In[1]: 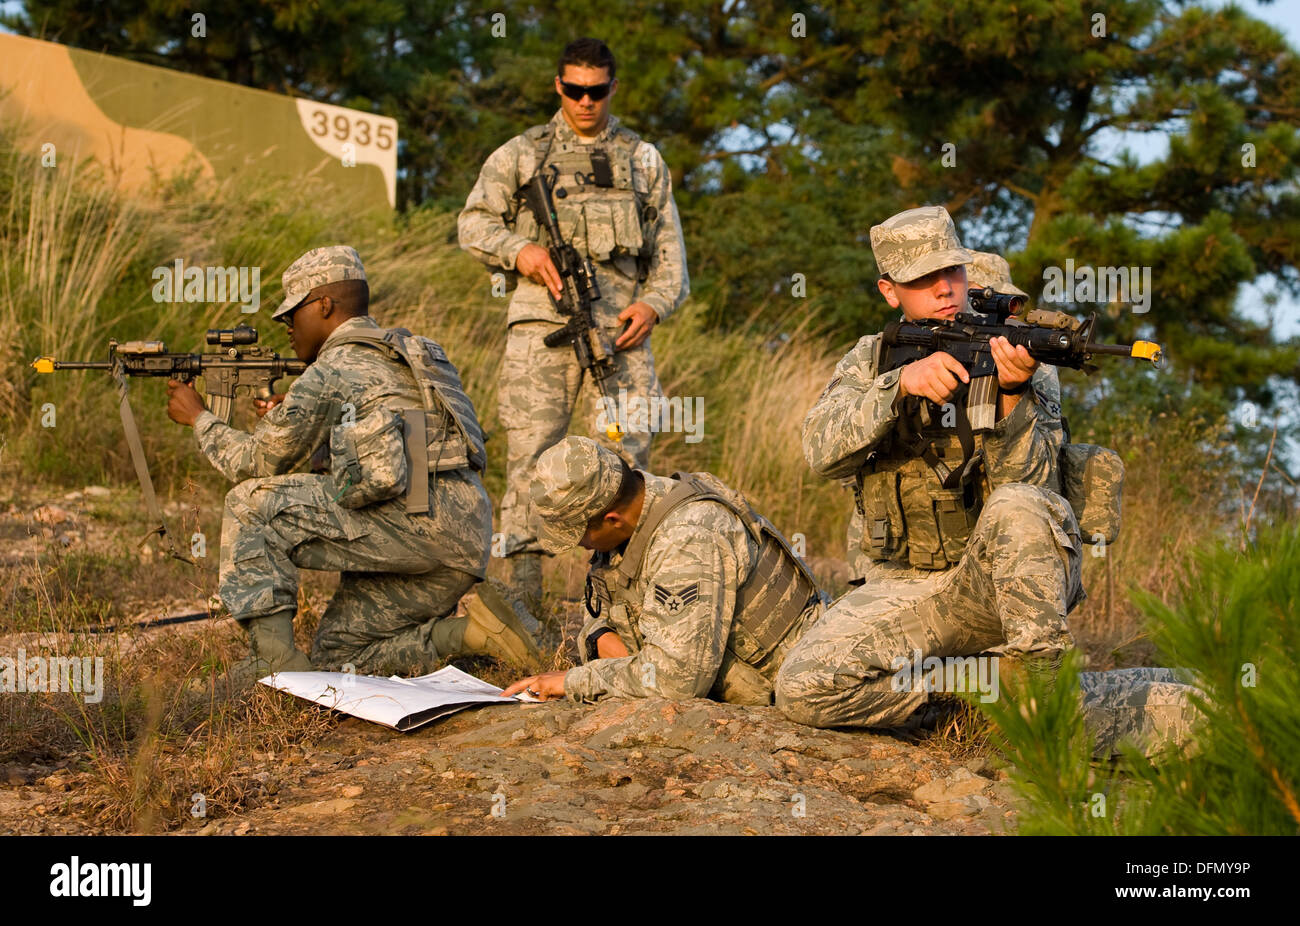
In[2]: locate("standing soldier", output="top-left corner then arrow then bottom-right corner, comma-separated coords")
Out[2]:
500,437 -> 822,705
165,246 -> 539,683
458,37 -> 689,614
776,209 -> 1199,758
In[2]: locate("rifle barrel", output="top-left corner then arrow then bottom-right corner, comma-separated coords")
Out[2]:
1088,343 -> 1136,357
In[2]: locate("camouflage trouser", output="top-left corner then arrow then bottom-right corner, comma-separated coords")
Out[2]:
218,473 -> 484,676
777,483 -> 1202,757
776,483 -> 1082,726
497,319 -> 662,556
1080,667 -> 1203,758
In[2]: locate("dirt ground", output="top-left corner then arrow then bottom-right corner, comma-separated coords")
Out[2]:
0,482 -> 1020,836
3,696 -> 1018,836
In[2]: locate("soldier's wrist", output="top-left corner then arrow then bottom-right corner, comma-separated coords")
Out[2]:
586,627 -> 614,661
193,410 -> 221,435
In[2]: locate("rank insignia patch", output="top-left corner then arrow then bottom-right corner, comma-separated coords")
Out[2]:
653,582 -> 700,615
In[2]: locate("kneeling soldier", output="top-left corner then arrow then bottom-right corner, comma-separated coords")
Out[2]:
166,245 -> 539,682
502,436 -> 823,704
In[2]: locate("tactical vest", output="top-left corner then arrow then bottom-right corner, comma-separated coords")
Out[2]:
323,325 -> 487,514
587,472 -> 820,691
508,123 -> 657,279
855,343 -> 984,570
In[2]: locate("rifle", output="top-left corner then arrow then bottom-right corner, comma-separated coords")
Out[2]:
879,293 -> 1163,483
32,325 -> 305,560
882,290 -> 1163,381
517,163 -> 623,443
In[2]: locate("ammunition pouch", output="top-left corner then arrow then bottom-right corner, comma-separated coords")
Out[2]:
329,407 -> 407,509
856,440 -> 983,571
512,124 -> 653,273
1059,443 -> 1123,543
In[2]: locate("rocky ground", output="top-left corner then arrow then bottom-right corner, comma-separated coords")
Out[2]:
0,483 -> 1020,836
3,696 -> 1018,836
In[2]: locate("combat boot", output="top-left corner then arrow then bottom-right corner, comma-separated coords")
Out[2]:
225,611 -> 314,688
508,552 -> 544,619
997,650 -> 1064,697
461,581 -> 542,668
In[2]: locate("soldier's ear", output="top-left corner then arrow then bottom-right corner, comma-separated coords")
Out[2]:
317,295 -> 334,318
877,277 -> 901,308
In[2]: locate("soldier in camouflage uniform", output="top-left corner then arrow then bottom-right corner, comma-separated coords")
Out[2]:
775,208 -> 1200,758
165,246 -> 539,682
500,437 -> 822,705
458,38 -> 690,612
842,249 -> 1060,585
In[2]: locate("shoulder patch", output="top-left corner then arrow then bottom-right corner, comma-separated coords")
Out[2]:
653,582 -> 700,615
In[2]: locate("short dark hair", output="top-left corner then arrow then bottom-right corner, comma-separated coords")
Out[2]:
559,38 -> 615,80
312,278 -> 369,317
589,459 -> 641,529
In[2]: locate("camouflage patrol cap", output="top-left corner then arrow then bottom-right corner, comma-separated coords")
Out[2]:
870,206 -> 974,283
967,251 -> 1029,298
530,436 -> 626,554
273,245 -> 368,320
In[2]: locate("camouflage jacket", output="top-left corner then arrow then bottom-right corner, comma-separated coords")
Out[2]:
457,111 -> 689,327
192,315 -> 491,577
565,472 -> 770,703
803,330 -> 1066,494
838,361 -> 1064,579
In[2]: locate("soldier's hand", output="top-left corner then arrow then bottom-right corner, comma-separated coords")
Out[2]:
165,379 -> 206,428
615,302 -> 659,350
254,393 -> 286,418
501,670 -> 567,701
516,244 -> 563,299
898,352 -> 969,405
991,336 -> 1038,390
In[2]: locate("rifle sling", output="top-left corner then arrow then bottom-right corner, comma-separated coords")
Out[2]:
114,364 -> 187,562
894,390 -> 977,491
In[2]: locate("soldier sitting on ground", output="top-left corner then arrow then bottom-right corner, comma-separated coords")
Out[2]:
775,208 -> 1200,758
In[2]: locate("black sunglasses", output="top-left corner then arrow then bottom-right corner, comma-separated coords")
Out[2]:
560,80 -> 612,102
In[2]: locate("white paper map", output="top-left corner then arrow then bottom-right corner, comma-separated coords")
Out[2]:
260,665 -> 529,732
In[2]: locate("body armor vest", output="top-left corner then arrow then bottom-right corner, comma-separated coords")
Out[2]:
326,325 -> 486,514
587,472 -> 819,689
856,343 -> 984,570
508,123 -> 656,279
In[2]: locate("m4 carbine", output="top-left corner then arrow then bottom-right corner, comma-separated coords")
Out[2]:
33,325 -> 304,423
882,290 -> 1163,382
32,325 -> 304,560
879,295 -> 1163,480
518,163 -> 623,442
